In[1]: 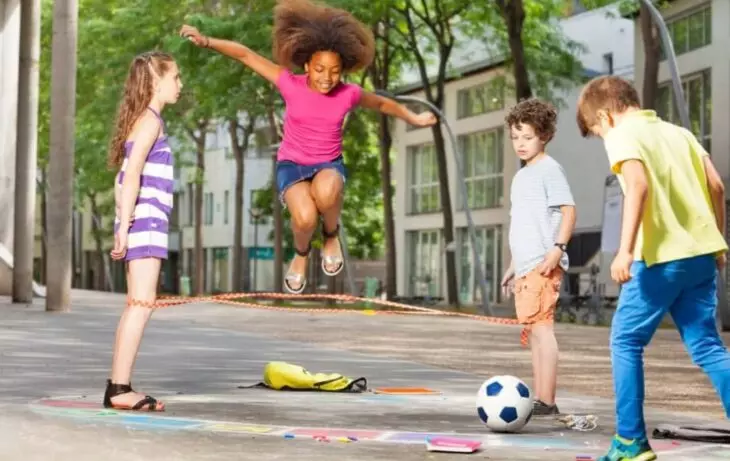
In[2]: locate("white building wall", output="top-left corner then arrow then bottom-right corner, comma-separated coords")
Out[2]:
392,5 -> 635,300
179,125 -> 275,293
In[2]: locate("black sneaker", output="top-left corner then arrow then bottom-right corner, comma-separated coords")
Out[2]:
532,399 -> 560,416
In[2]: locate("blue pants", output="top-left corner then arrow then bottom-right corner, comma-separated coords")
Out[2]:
611,254 -> 730,439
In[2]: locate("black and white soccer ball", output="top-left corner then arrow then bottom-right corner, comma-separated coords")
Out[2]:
476,375 -> 534,432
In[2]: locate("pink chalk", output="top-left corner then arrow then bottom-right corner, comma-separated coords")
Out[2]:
426,437 -> 482,453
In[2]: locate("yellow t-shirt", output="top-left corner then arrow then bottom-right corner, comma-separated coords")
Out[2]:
603,109 -> 727,266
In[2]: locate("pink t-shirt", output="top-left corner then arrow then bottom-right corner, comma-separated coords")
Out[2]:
275,69 -> 363,165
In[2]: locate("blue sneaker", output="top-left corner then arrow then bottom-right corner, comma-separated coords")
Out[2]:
598,435 -> 656,461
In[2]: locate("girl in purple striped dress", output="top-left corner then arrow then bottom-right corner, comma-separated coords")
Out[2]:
106,51 -> 182,412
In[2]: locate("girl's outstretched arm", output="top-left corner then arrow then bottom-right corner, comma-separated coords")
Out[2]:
358,91 -> 437,128
180,24 -> 282,85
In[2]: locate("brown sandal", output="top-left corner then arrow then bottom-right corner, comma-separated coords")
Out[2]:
103,379 -> 165,412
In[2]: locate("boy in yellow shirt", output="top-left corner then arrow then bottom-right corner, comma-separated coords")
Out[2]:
577,76 -> 730,461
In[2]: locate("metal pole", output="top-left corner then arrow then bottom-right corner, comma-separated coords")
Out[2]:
253,218 -> 258,292
374,90 -> 493,315
639,0 -> 728,331
13,0 -> 41,303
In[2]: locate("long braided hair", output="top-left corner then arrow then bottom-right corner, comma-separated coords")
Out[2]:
108,51 -> 174,168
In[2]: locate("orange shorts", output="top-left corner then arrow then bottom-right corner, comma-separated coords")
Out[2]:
513,268 -> 563,327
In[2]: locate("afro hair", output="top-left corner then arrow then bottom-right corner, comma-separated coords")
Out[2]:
273,0 -> 375,72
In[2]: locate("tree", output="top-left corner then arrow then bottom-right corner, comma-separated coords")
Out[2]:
580,0 -> 665,109
194,5 -> 276,292
638,2 -> 660,110
389,0 -> 468,306
266,91 -> 285,291
490,1 -> 587,108
363,1 -> 412,297
166,13 -> 222,296
495,0 -> 531,102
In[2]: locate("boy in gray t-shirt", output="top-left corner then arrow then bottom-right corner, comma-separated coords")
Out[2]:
500,99 -> 576,416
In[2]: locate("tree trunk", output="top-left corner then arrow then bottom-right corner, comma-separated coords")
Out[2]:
497,0 -> 530,168
370,17 -> 397,299
89,193 -> 105,290
193,131 -> 206,295
229,120 -> 245,292
377,115 -> 397,298
640,4 -> 660,110
431,124 -> 459,307
46,0 -> 78,312
501,0 -> 531,102
267,103 -> 283,292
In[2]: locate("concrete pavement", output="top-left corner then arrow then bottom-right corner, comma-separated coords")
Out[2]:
1,290 -> 729,460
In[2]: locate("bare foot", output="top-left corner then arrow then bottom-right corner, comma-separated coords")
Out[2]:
110,391 -> 165,411
322,235 -> 343,274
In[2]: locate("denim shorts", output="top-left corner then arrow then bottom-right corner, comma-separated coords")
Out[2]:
276,156 -> 347,204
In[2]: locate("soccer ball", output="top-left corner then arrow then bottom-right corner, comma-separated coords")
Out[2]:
476,375 -> 534,433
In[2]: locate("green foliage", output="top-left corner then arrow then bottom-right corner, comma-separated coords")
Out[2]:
36,0 -> 616,265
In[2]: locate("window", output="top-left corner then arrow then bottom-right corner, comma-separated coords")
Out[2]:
656,69 -> 711,152
407,143 -> 440,214
223,190 -> 230,225
603,52 -> 614,75
212,247 -> 229,293
186,183 -> 194,226
458,128 -> 504,209
407,230 -> 442,297
457,76 -> 505,119
170,192 -> 180,230
457,226 -> 502,304
204,192 -> 214,225
662,5 -> 711,58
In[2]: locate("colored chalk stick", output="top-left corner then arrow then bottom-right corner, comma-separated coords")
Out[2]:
373,387 -> 441,395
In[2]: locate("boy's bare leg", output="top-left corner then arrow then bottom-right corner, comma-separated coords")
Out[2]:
533,324 -> 559,405
530,330 -> 542,398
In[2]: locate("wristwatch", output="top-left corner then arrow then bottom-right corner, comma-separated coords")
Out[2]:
554,243 -> 567,252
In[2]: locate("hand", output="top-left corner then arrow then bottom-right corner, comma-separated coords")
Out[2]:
110,229 -> 128,261
501,268 -> 515,299
179,24 -> 208,47
411,111 -> 437,127
717,253 -> 727,270
537,248 -> 562,276
611,250 -> 634,284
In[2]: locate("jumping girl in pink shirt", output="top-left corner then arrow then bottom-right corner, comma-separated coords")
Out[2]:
181,0 -> 436,293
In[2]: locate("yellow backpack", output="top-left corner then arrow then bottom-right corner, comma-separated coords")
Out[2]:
246,361 -> 367,392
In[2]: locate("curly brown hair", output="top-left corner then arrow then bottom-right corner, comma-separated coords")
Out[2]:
505,98 -> 558,142
273,0 -> 375,72
108,51 -> 174,168
576,76 -> 640,137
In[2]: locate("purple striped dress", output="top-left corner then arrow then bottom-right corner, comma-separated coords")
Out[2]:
114,107 -> 174,261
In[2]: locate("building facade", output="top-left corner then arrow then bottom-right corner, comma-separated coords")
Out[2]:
632,0 -> 720,178
391,5 -> 635,304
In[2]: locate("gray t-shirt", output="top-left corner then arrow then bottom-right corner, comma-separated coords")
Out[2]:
509,156 -> 575,277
